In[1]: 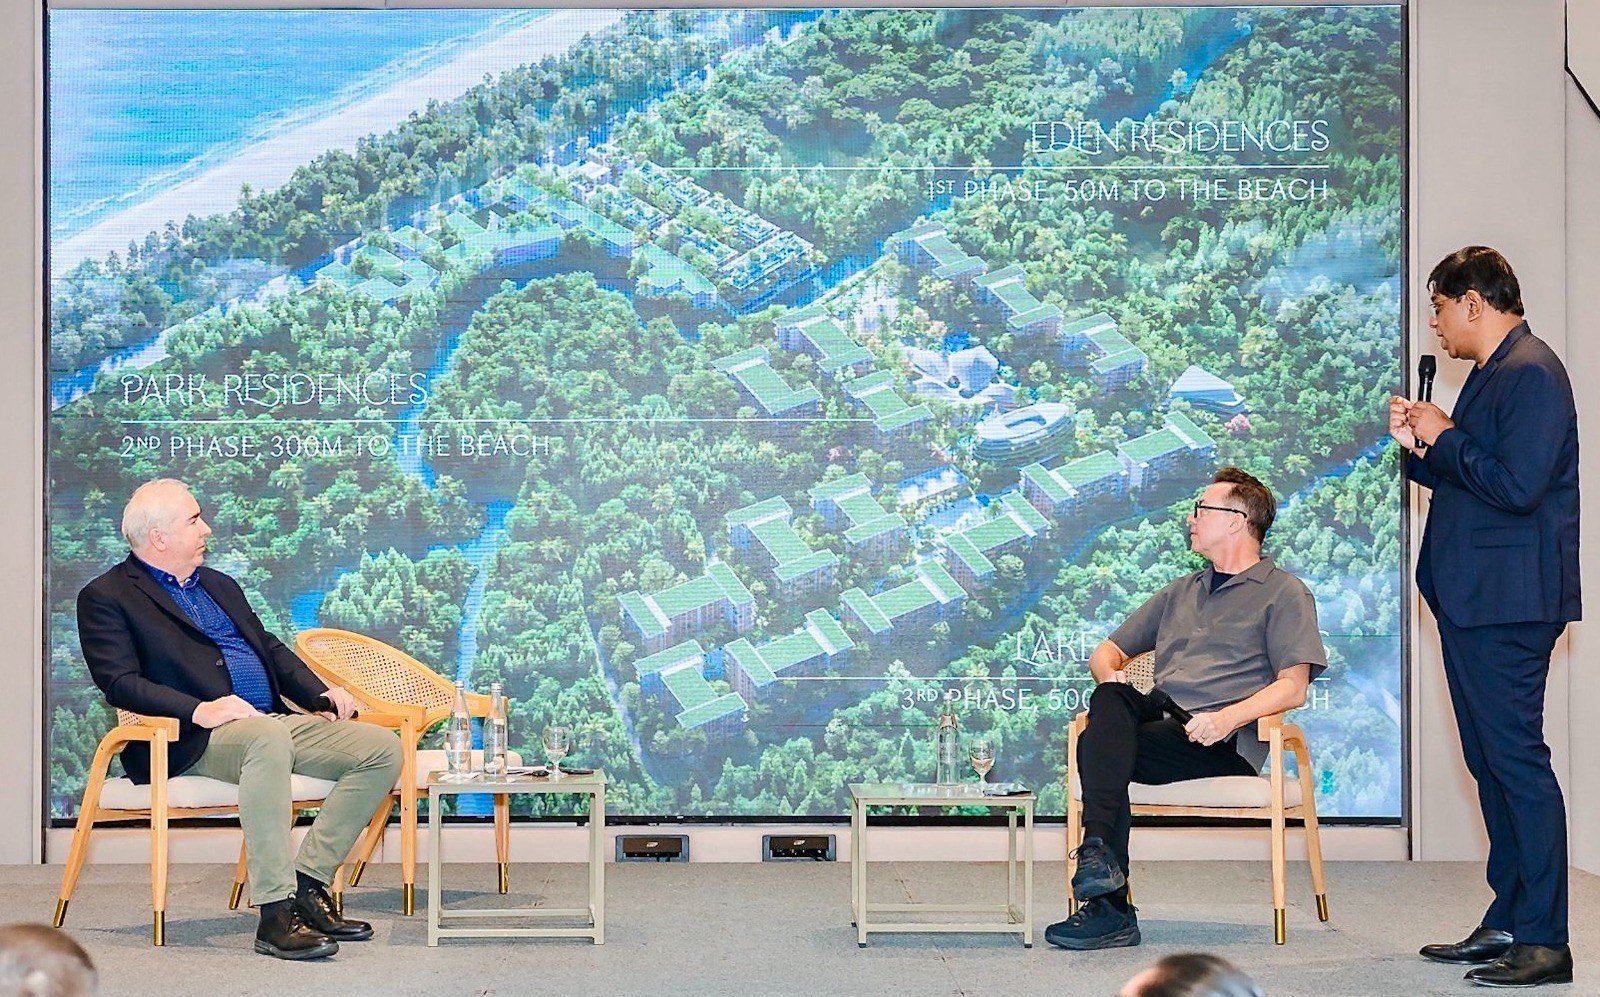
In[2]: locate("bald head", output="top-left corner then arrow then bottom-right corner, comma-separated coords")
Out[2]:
121,479 -> 211,580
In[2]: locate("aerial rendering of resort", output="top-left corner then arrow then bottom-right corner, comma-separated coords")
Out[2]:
47,7 -> 1404,819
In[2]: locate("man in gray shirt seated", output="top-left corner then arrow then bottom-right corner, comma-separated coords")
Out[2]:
1047,467 -> 1327,950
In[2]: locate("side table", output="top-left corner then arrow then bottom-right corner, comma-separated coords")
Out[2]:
426,770 -> 606,945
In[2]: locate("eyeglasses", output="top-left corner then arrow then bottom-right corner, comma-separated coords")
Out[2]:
1427,295 -> 1460,318
1193,502 -> 1246,518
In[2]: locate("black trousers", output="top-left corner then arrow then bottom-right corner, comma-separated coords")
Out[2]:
1077,682 -> 1256,874
1436,614 -> 1568,945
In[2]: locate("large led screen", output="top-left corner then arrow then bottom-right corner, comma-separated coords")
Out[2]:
48,7 -> 1405,820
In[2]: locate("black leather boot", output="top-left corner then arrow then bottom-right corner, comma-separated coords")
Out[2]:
1465,944 -> 1574,987
255,899 -> 339,960
1421,926 -> 1515,964
292,881 -> 374,941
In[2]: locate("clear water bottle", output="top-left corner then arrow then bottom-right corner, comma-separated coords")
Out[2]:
935,698 -> 960,785
445,680 -> 473,781
483,681 -> 508,777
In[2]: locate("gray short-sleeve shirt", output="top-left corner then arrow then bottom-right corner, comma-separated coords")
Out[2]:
1108,556 -> 1327,770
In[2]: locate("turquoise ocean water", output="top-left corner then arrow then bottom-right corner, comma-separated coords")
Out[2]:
48,9 -> 543,245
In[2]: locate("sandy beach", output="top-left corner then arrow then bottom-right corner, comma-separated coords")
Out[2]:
53,8 -> 626,269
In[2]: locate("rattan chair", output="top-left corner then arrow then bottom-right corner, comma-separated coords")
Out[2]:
1064,652 -> 1329,944
53,708 -> 348,945
294,628 -> 519,916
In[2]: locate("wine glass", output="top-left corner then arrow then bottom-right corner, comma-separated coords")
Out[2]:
542,724 -> 572,779
970,737 -> 995,788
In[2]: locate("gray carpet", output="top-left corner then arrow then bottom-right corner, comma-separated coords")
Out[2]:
19,860 -> 1597,996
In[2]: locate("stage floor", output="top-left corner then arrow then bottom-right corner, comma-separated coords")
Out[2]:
18,860 -> 1597,995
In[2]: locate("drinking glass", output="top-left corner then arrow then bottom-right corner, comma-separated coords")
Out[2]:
969,737 -> 995,786
444,727 -> 473,782
542,725 -> 572,779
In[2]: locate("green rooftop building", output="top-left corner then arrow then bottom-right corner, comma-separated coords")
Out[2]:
1059,311 -> 1148,388
632,640 -> 747,736
807,474 -> 909,559
713,347 -> 822,418
842,370 -> 934,440
1020,450 -> 1128,518
895,220 -> 988,283
840,562 -> 966,637
619,562 -> 756,654
726,497 -> 839,599
723,609 -> 855,701
1116,412 -> 1218,490
776,305 -> 873,378
941,492 -> 1050,589
974,264 -> 1063,335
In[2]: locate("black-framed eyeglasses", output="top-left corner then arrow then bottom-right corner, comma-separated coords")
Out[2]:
1193,502 -> 1246,518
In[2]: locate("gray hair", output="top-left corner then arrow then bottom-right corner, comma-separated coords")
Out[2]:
120,478 -> 193,552
0,923 -> 97,996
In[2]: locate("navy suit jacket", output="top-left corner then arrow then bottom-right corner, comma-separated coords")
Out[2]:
1409,322 -> 1581,627
77,554 -> 330,783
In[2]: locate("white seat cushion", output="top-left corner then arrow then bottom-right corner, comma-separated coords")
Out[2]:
1071,772 -> 1303,809
99,773 -> 338,811
409,749 -> 523,789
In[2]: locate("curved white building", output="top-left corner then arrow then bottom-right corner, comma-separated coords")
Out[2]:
972,401 -> 1074,465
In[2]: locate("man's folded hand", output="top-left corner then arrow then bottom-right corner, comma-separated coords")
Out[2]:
1183,711 -> 1235,746
192,695 -> 261,729
318,686 -> 362,721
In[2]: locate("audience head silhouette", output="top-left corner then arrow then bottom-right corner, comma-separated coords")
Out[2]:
1120,953 -> 1263,997
0,923 -> 96,997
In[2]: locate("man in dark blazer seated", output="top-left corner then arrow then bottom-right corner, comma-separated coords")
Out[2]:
78,478 -> 402,960
1390,246 -> 1579,988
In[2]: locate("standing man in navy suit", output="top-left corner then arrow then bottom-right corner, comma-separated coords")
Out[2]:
1390,246 -> 1579,988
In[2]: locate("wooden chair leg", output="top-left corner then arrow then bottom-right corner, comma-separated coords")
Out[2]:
1065,795 -> 1083,915
230,839 -> 248,910
54,758 -> 112,927
494,793 -> 510,894
1295,747 -> 1329,922
348,795 -> 395,888
1270,761 -> 1288,945
1270,812 -> 1287,944
400,781 -> 418,916
330,862 -> 345,919
150,752 -> 170,946
1064,720 -> 1083,916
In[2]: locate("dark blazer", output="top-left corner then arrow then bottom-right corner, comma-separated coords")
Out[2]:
1409,322 -> 1581,627
77,554 -> 330,783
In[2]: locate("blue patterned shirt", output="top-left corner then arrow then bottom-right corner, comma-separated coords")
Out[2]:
136,558 -> 276,713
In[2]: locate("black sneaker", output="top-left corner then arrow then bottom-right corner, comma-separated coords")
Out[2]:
1045,897 -> 1141,951
1069,836 -> 1127,900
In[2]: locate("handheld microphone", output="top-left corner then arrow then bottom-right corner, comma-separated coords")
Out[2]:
1145,687 -> 1193,725
1414,355 -> 1438,450
1417,355 -> 1437,403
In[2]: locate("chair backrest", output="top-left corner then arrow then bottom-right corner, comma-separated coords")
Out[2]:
116,708 -> 142,727
1121,651 -> 1156,693
296,628 -> 456,712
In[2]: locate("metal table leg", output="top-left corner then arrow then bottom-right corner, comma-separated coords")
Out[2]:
590,786 -> 605,944
1024,801 -> 1035,948
855,798 -> 868,947
427,788 -> 442,947
1007,808 -> 1018,917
